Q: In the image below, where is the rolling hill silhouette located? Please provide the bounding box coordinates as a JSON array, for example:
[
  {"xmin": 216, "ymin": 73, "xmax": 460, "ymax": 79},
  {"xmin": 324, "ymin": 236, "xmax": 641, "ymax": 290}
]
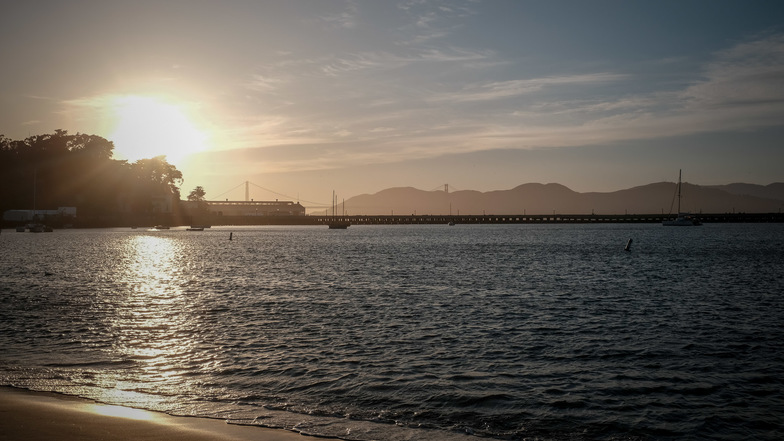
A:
[{"xmin": 333, "ymin": 182, "xmax": 784, "ymax": 216}]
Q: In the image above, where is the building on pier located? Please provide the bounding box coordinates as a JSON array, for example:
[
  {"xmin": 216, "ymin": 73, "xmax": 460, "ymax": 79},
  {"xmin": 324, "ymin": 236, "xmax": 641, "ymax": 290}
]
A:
[{"xmin": 199, "ymin": 200, "xmax": 306, "ymax": 217}]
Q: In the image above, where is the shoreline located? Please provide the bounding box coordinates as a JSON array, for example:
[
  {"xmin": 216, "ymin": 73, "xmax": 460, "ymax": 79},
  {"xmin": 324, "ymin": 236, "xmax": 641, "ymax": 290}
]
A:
[
  {"xmin": 2, "ymin": 210, "xmax": 783, "ymax": 231},
  {"xmin": 0, "ymin": 386, "xmax": 304, "ymax": 441}
]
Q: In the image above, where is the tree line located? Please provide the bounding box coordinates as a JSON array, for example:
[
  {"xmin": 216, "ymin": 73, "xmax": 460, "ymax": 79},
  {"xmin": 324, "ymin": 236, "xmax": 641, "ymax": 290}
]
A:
[{"xmin": 0, "ymin": 130, "xmax": 190, "ymax": 226}]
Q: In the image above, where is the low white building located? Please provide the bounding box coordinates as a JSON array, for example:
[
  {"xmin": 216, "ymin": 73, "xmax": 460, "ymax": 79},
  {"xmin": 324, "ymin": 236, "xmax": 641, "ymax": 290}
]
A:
[{"xmin": 2, "ymin": 207, "xmax": 77, "ymax": 222}]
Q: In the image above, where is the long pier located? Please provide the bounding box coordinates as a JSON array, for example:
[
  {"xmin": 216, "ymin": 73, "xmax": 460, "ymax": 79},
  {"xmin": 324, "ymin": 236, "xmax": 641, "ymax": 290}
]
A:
[
  {"xmin": 317, "ymin": 213, "xmax": 784, "ymax": 225},
  {"xmin": 212, "ymin": 212, "xmax": 784, "ymax": 226}
]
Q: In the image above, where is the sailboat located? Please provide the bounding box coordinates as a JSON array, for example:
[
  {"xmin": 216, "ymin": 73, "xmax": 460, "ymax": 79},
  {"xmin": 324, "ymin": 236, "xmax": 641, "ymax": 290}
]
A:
[
  {"xmin": 328, "ymin": 191, "xmax": 350, "ymax": 229},
  {"xmin": 663, "ymin": 170, "xmax": 702, "ymax": 226}
]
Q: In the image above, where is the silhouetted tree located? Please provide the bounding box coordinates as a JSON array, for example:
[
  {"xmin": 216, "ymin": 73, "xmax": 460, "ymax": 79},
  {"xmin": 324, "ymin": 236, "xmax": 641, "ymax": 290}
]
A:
[
  {"xmin": 187, "ymin": 186, "xmax": 206, "ymax": 202},
  {"xmin": 0, "ymin": 131, "xmax": 185, "ymax": 225},
  {"xmin": 0, "ymin": 130, "xmax": 116, "ymax": 214},
  {"xmin": 131, "ymin": 155, "xmax": 183, "ymax": 200}
]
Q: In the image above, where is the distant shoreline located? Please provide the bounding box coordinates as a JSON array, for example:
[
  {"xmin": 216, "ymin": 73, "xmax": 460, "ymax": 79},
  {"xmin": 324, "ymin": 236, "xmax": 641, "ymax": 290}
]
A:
[{"xmin": 4, "ymin": 211, "xmax": 782, "ymax": 230}]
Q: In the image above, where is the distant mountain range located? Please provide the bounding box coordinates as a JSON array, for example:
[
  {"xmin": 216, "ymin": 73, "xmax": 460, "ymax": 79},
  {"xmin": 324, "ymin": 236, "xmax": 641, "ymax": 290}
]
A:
[{"xmin": 330, "ymin": 182, "xmax": 784, "ymax": 216}]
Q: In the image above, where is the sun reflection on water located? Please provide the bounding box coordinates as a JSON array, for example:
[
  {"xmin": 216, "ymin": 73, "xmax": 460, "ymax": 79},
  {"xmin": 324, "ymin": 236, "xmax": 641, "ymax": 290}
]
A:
[
  {"xmin": 86, "ymin": 403, "xmax": 158, "ymax": 421},
  {"xmin": 93, "ymin": 234, "xmax": 200, "ymax": 407}
]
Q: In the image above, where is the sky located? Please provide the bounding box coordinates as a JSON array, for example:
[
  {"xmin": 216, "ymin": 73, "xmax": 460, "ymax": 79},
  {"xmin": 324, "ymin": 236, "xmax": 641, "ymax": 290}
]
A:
[{"xmin": 2, "ymin": 0, "xmax": 783, "ymax": 211}]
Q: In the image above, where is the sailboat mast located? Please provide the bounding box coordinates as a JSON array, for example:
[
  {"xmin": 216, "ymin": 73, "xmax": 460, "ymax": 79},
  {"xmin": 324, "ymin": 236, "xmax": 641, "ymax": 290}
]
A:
[
  {"xmin": 677, "ymin": 169, "xmax": 682, "ymax": 214},
  {"xmin": 33, "ymin": 168, "xmax": 37, "ymax": 220}
]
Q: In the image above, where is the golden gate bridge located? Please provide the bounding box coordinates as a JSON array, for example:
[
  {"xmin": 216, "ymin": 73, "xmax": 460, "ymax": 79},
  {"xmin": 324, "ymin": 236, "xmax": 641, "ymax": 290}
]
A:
[
  {"xmin": 210, "ymin": 180, "xmax": 331, "ymax": 211},
  {"xmin": 210, "ymin": 181, "xmax": 461, "ymax": 213}
]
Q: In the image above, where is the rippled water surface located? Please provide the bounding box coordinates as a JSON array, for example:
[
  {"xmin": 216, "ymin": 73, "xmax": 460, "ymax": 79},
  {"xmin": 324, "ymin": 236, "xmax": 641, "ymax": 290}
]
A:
[{"xmin": 1, "ymin": 224, "xmax": 783, "ymax": 440}]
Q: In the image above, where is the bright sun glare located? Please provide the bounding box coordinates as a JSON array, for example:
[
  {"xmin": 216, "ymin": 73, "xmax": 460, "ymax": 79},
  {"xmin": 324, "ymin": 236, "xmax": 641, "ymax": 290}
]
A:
[{"xmin": 110, "ymin": 95, "xmax": 208, "ymax": 166}]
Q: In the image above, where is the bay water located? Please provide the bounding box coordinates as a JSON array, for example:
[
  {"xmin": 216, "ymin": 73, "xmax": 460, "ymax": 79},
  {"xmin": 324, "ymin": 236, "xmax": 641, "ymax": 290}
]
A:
[{"xmin": 1, "ymin": 223, "xmax": 782, "ymax": 440}]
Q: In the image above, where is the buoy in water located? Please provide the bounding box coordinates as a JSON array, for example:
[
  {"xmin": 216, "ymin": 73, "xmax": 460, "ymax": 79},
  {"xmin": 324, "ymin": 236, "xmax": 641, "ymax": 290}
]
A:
[{"xmin": 624, "ymin": 238, "xmax": 633, "ymax": 251}]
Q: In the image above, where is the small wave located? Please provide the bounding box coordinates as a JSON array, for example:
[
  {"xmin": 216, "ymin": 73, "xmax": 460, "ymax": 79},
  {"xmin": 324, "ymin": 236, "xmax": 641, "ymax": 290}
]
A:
[
  {"xmin": 672, "ymin": 383, "xmax": 721, "ymax": 396},
  {"xmin": 43, "ymin": 359, "xmax": 136, "ymax": 368},
  {"xmin": 549, "ymin": 399, "xmax": 586, "ymax": 409}
]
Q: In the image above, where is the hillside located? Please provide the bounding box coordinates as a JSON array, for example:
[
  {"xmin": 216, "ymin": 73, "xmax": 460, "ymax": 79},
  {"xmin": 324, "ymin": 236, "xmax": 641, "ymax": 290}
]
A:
[
  {"xmin": 334, "ymin": 182, "xmax": 784, "ymax": 216},
  {"xmin": 706, "ymin": 183, "xmax": 784, "ymax": 201}
]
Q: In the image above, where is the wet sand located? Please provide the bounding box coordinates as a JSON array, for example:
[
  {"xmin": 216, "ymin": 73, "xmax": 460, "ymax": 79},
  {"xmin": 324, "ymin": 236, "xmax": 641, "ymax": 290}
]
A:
[{"xmin": 0, "ymin": 387, "xmax": 304, "ymax": 441}]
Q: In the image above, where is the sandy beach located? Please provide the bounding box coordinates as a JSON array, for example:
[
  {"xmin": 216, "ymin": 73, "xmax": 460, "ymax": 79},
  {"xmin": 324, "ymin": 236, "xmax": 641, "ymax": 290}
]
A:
[{"xmin": 0, "ymin": 387, "xmax": 304, "ymax": 441}]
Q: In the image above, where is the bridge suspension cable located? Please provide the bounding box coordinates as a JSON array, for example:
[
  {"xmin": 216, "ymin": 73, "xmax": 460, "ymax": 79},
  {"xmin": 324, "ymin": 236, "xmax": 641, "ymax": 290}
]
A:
[
  {"xmin": 210, "ymin": 182, "xmax": 247, "ymax": 201},
  {"xmin": 248, "ymin": 182, "xmax": 328, "ymax": 207},
  {"xmin": 208, "ymin": 181, "xmax": 329, "ymax": 208}
]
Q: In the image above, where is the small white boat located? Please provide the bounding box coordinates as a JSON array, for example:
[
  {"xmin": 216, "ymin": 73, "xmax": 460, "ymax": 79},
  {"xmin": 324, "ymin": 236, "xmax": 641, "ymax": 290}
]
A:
[
  {"xmin": 328, "ymin": 221, "xmax": 350, "ymax": 229},
  {"xmin": 663, "ymin": 215, "xmax": 701, "ymax": 226}
]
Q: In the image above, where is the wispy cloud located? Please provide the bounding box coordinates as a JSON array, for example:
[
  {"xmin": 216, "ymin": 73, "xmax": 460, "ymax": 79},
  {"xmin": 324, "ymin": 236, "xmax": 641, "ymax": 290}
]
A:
[
  {"xmin": 246, "ymin": 75, "xmax": 286, "ymax": 93},
  {"xmin": 416, "ymin": 47, "xmax": 493, "ymax": 63},
  {"xmin": 253, "ymin": 45, "xmax": 492, "ymax": 82},
  {"xmin": 434, "ymin": 73, "xmax": 627, "ymax": 103},
  {"xmin": 25, "ymin": 95, "xmax": 59, "ymax": 102},
  {"xmin": 319, "ymin": 0, "xmax": 359, "ymax": 29},
  {"xmin": 682, "ymin": 32, "xmax": 784, "ymax": 109},
  {"xmin": 57, "ymin": 95, "xmax": 115, "ymax": 118},
  {"xmin": 397, "ymin": 0, "xmax": 479, "ymax": 45},
  {"xmin": 319, "ymin": 53, "xmax": 389, "ymax": 76},
  {"xmin": 489, "ymin": 34, "xmax": 784, "ymax": 149},
  {"xmin": 218, "ymin": 28, "xmax": 784, "ymax": 176}
]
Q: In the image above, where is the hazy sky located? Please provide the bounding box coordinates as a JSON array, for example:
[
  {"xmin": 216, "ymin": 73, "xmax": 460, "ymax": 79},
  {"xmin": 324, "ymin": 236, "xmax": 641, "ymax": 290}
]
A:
[{"xmin": 2, "ymin": 1, "xmax": 783, "ymax": 209}]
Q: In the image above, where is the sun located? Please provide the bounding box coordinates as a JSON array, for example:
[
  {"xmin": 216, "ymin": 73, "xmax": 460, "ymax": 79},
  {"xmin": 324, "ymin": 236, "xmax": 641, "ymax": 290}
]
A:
[{"xmin": 109, "ymin": 95, "xmax": 208, "ymax": 166}]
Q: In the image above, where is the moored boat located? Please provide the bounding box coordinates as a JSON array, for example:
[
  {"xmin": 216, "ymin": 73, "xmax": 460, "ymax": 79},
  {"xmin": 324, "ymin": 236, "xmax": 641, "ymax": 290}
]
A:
[
  {"xmin": 327, "ymin": 190, "xmax": 350, "ymax": 229},
  {"xmin": 663, "ymin": 170, "xmax": 701, "ymax": 226},
  {"xmin": 663, "ymin": 214, "xmax": 702, "ymax": 226},
  {"xmin": 26, "ymin": 223, "xmax": 53, "ymax": 232}
]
